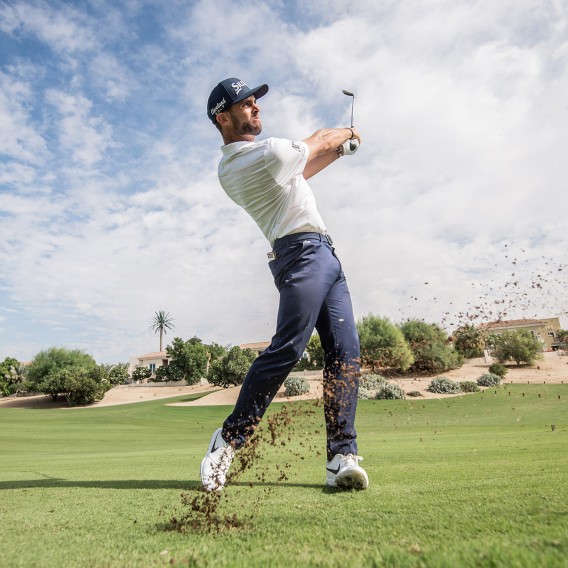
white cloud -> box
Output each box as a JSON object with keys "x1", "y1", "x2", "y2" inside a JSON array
[
  {"x1": 45, "y1": 89, "x2": 118, "y2": 166},
  {"x1": 0, "y1": 71, "x2": 48, "y2": 164},
  {"x1": 0, "y1": 1, "x2": 97, "y2": 54}
]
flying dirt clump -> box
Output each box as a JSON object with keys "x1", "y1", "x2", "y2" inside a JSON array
[{"x1": 166, "y1": 403, "x2": 320, "y2": 533}]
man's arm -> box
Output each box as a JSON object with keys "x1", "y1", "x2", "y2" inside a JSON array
[{"x1": 302, "y1": 127, "x2": 361, "y2": 180}]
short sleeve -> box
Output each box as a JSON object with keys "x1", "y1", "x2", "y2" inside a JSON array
[{"x1": 264, "y1": 138, "x2": 309, "y2": 186}]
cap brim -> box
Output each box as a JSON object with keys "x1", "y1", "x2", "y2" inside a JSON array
[{"x1": 234, "y1": 83, "x2": 269, "y2": 104}]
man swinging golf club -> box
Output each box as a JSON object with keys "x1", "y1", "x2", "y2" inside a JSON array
[{"x1": 201, "y1": 77, "x2": 369, "y2": 491}]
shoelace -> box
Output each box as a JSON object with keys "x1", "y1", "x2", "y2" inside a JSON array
[{"x1": 341, "y1": 454, "x2": 364, "y2": 468}]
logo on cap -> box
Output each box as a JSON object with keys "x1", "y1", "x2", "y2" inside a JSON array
[
  {"x1": 231, "y1": 80, "x2": 247, "y2": 95},
  {"x1": 210, "y1": 98, "x2": 226, "y2": 117}
]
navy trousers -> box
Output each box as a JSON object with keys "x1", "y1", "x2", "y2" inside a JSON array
[{"x1": 222, "y1": 232, "x2": 360, "y2": 460}]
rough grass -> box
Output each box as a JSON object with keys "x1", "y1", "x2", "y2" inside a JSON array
[{"x1": 0, "y1": 385, "x2": 567, "y2": 567}]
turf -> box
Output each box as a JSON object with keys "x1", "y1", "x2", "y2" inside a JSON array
[{"x1": 1, "y1": 385, "x2": 567, "y2": 567}]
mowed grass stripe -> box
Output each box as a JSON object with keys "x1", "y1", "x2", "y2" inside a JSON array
[{"x1": 0, "y1": 384, "x2": 567, "y2": 567}]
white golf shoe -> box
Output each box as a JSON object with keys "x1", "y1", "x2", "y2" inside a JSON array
[
  {"x1": 200, "y1": 428, "x2": 235, "y2": 492},
  {"x1": 326, "y1": 453, "x2": 369, "y2": 490}
]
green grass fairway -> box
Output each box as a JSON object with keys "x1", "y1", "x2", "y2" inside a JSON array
[{"x1": 1, "y1": 385, "x2": 567, "y2": 567}]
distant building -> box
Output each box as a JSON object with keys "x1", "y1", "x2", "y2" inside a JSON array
[
  {"x1": 239, "y1": 341, "x2": 270, "y2": 356},
  {"x1": 478, "y1": 317, "x2": 562, "y2": 351},
  {"x1": 129, "y1": 351, "x2": 169, "y2": 377}
]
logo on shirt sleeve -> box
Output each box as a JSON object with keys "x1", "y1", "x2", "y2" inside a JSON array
[{"x1": 291, "y1": 142, "x2": 302, "y2": 153}]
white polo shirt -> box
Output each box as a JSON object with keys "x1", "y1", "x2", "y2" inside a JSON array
[{"x1": 218, "y1": 137, "x2": 327, "y2": 246}]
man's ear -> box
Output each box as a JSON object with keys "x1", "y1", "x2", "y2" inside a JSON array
[{"x1": 216, "y1": 112, "x2": 230, "y2": 128}]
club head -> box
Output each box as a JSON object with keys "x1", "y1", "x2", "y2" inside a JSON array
[{"x1": 342, "y1": 90, "x2": 354, "y2": 97}]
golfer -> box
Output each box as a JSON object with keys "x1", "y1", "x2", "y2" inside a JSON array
[{"x1": 201, "y1": 77, "x2": 368, "y2": 491}]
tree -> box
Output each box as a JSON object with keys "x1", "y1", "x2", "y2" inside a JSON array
[
  {"x1": 399, "y1": 319, "x2": 463, "y2": 373},
  {"x1": 165, "y1": 336, "x2": 208, "y2": 384},
  {"x1": 26, "y1": 348, "x2": 97, "y2": 393},
  {"x1": 204, "y1": 342, "x2": 228, "y2": 377},
  {"x1": 556, "y1": 329, "x2": 568, "y2": 350},
  {"x1": 453, "y1": 324, "x2": 484, "y2": 359},
  {"x1": 491, "y1": 329, "x2": 543, "y2": 366},
  {"x1": 357, "y1": 315, "x2": 414, "y2": 372},
  {"x1": 209, "y1": 346, "x2": 256, "y2": 388},
  {"x1": 150, "y1": 310, "x2": 175, "y2": 352}
]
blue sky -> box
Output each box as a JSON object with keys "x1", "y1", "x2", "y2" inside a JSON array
[{"x1": 1, "y1": 0, "x2": 567, "y2": 364}]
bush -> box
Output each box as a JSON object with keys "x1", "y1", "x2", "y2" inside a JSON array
[
  {"x1": 152, "y1": 365, "x2": 169, "y2": 382},
  {"x1": 427, "y1": 377, "x2": 461, "y2": 394},
  {"x1": 488, "y1": 363, "x2": 508, "y2": 378},
  {"x1": 375, "y1": 382, "x2": 406, "y2": 400},
  {"x1": 453, "y1": 324, "x2": 484, "y2": 359},
  {"x1": 477, "y1": 373, "x2": 502, "y2": 387},
  {"x1": 284, "y1": 376, "x2": 310, "y2": 397},
  {"x1": 26, "y1": 347, "x2": 97, "y2": 391},
  {"x1": 357, "y1": 387, "x2": 372, "y2": 400},
  {"x1": 131, "y1": 366, "x2": 152, "y2": 382},
  {"x1": 209, "y1": 346, "x2": 256, "y2": 388},
  {"x1": 459, "y1": 381, "x2": 480, "y2": 393},
  {"x1": 357, "y1": 315, "x2": 414, "y2": 372},
  {"x1": 359, "y1": 374, "x2": 386, "y2": 390},
  {"x1": 306, "y1": 334, "x2": 324, "y2": 368},
  {"x1": 400, "y1": 320, "x2": 463, "y2": 374},
  {"x1": 38, "y1": 368, "x2": 109, "y2": 406}
]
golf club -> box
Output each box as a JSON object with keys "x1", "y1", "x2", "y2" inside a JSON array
[
  {"x1": 342, "y1": 89, "x2": 357, "y2": 152},
  {"x1": 342, "y1": 89, "x2": 355, "y2": 127}
]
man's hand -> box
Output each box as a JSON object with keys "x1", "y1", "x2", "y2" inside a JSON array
[{"x1": 302, "y1": 127, "x2": 362, "y2": 179}]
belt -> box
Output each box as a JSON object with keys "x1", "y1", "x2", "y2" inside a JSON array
[{"x1": 273, "y1": 232, "x2": 333, "y2": 247}]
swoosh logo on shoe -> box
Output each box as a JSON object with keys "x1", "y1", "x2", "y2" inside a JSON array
[
  {"x1": 326, "y1": 465, "x2": 341, "y2": 475},
  {"x1": 211, "y1": 434, "x2": 222, "y2": 453}
]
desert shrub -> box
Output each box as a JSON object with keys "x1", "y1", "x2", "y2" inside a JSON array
[
  {"x1": 477, "y1": 373, "x2": 502, "y2": 387},
  {"x1": 357, "y1": 387, "x2": 372, "y2": 400},
  {"x1": 375, "y1": 382, "x2": 406, "y2": 400},
  {"x1": 284, "y1": 376, "x2": 310, "y2": 397},
  {"x1": 359, "y1": 374, "x2": 386, "y2": 390},
  {"x1": 400, "y1": 320, "x2": 463, "y2": 373},
  {"x1": 488, "y1": 363, "x2": 508, "y2": 378},
  {"x1": 357, "y1": 315, "x2": 414, "y2": 372},
  {"x1": 459, "y1": 381, "x2": 480, "y2": 392},
  {"x1": 427, "y1": 377, "x2": 461, "y2": 394},
  {"x1": 406, "y1": 391, "x2": 423, "y2": 397}
]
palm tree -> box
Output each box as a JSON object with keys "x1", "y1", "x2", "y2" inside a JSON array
[{"x1": 150, "y1": 311, "x2": 175, "y2": 352}]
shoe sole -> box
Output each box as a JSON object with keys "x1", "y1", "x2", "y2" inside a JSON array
[{"x1": 327, "y1": 468, "x2": 369, "y2": 490}]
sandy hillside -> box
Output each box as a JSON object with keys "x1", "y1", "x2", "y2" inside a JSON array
[{"x1": 1, "y1": 352, "x2": 566, "y2": 410}]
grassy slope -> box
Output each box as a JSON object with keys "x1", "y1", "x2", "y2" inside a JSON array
[{"x1": 0, "y1": 385, "x2": 567, "y2": 568}]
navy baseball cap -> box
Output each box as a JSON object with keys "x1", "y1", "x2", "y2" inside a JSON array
[{"x1": 207, "y1": 77, "x2": 269, "y2": 123}]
